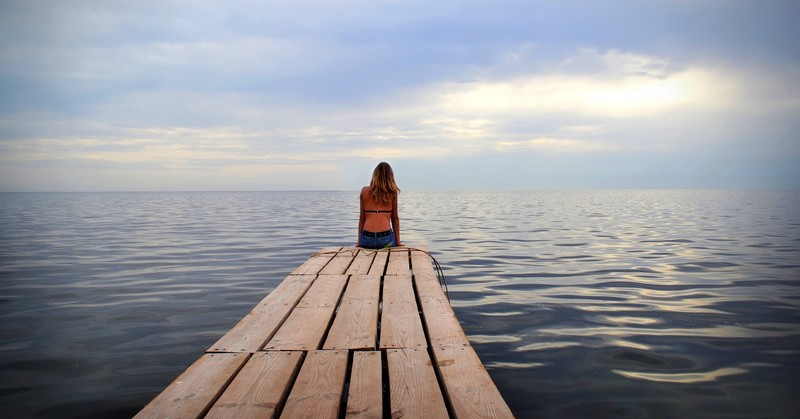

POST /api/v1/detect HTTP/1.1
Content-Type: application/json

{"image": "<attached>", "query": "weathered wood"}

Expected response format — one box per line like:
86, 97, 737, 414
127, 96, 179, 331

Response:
345, 351, 383, 419
291, 247, 340, 275
281, 350, 349, 419
137, 246, 515, 419
323, 275, 380, 350
367, 250, 388, 275
208, 274, 316, 352
205, 351, 303, 419
385, 248, 409, 275
380, 275, 427, 349
319, 250, 355, 275
345, 249, 376, 275
433, 346, 515, 418
263, 307, 336, 351
420, 297, 470, 348
264, 275, 348, 350
414, 271, 447, 300
387, 348, 449, 419
416, 272, 470, 348
296, 274, 349, 308
133, 353, 248, 419
410, 246, 437, 277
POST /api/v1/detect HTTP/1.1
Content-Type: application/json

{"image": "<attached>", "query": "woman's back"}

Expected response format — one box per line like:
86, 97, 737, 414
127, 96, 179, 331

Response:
361, 186, 393, 232
358, 162, 403, 248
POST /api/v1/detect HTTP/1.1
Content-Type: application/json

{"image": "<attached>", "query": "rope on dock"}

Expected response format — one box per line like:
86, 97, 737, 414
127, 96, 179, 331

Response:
311, 246, 450, 303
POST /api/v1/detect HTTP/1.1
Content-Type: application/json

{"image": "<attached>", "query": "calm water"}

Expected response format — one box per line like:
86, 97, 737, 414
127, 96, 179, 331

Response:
1, 190, 799, 418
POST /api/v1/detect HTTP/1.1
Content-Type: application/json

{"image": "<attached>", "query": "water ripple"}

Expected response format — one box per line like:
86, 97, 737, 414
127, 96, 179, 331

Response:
1, 190, 799, 419
613, 367, 749, 383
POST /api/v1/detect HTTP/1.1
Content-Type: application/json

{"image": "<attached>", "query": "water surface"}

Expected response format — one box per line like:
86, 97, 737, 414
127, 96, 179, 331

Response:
1, 190, 798, 418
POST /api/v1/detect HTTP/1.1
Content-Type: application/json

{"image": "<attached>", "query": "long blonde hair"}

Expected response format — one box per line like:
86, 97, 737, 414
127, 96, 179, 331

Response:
369, 162, 400, 206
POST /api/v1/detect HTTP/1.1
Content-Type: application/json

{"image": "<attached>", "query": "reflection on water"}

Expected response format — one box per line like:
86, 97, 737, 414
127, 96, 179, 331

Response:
1, 190, 799, 418
408, 190, 800, 418
613, 367, 748, 384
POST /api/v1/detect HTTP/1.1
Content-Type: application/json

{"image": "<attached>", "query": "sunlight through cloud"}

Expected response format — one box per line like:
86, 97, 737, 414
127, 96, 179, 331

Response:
438, 50, 738, 119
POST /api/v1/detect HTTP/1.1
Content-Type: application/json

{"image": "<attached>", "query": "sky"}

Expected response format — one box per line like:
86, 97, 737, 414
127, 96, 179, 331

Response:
0, 0, 798, 191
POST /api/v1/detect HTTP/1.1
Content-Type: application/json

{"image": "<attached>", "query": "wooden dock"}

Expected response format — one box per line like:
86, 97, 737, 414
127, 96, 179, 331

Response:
134, 246, 514, 418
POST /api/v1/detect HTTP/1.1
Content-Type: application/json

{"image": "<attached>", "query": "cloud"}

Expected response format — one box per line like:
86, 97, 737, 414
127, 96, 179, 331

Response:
1, 1, 798, 190
495, 137, 614, 154
435, 49, 739, 119
0, 47, 788, 183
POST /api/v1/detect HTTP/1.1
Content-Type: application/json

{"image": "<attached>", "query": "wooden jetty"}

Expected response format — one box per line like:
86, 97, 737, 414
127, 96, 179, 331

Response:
135, 246, 514, 418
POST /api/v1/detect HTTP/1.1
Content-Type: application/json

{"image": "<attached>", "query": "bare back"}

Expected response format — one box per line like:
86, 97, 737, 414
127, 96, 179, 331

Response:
360, 186, 396, 232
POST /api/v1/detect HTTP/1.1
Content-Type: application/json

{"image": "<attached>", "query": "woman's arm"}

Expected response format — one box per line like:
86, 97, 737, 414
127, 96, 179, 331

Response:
357, 188, 366, 246
391, 192, 402, 246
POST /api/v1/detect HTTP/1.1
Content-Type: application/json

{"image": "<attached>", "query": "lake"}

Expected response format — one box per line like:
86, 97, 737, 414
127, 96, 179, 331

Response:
1, 190, 798, 418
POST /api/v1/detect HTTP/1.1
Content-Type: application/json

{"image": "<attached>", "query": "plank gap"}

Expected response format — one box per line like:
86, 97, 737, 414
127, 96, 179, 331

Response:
264, 275, 348, 351
376, 275, 384, 351
380, 275, 426, 349
345, 249, 377, 275
134, 353, 251, 419
381, 349, 391, 419
320, 249, 358, 275
209, 274, 318, 353
324, 275, 380, 350
281, 350, 349, 419
428, 345, 457, 419
368, 250, 389, 276
316, 246, 344, 274
386, 348, 449, 418
413, 276, 458, 419
344, 350, 383, 419
201, 353, 253, 419
270, 351, 306, 419
339, 350, 354, 419
317, 275, 353, 351
205, 351, 303, 419
291, 247, 340, 275
252, 275, 319, 352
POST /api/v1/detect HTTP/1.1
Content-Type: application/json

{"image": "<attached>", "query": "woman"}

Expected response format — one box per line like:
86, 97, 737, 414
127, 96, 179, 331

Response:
358, 162, 403, 249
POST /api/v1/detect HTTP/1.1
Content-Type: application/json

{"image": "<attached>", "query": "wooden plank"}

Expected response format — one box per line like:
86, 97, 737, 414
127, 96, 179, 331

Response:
296, 274, 349, 307
410, 246, 437, 277
345, 351, 383, 419
208, 275, 316, 352
414, 271, 447, 300
385, 248, 409, 276
319, 249, 356, 275
139, 245, 516, 419
281, 350, 348, 419
265, 275, 348, 350
323, 275, 380, 350
367, 250, 388, 275
432, 346, 514, 418
419, 296, 470, 348
380, 275, 427, 349
345, 249, 376, 275
387, 348, 449, 419
134, 353, 248, 419
264, 306, 337, 351
415, 272, 470, 348
205, 351, 303, 419
291, 247, 340, 275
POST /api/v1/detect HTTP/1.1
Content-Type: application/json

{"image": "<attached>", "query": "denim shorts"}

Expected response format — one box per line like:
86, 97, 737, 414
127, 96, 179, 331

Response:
360, 229, 396, 249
